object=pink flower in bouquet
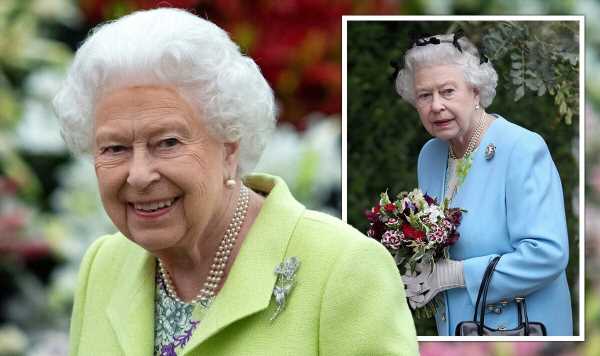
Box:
[428,226,447,243]
[381,230,403,250]
[385,217,399,227]
[442,219,453,230]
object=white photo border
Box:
[341,15,585,342]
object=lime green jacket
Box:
[69,174,418,355]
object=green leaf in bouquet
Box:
[407,212,419,227]
[412,246,426,262]
[379,190,391,205]
[396,248,411,259]
[408,258,418,274]
[441,197,449,211]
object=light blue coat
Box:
[417,116,573,336]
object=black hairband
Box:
[389,59,402,83]
[390,29,488,82]
[409,29,464,52]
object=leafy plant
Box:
[481,21,579,124]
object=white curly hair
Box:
[395,33,498,108]
[53,8,276,176]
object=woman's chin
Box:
[124,228,181,252]
[432,130,458,142]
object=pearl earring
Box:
[225,178,236,189]
[475,103,480,110]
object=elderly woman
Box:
[395,32,572,336]
[53,8,417,356]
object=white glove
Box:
[402,259,464,309]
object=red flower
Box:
[367,221,385,241]
[384,203,396,213]
[402,224,425,241]
[364,209,379,223]
[445,231,460,246]
[447,209,463,226]
[424,193,437,205]
[373,204,381,213]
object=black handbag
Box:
[455,256,547,336]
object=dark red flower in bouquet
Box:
[402,224,425,241]
[447,209,463,226]
[384,203,396,213]
[424,193,437,205]
[367,220,386,241]
[446,231,460,246]
[365,208,379,223]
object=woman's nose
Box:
[431,93,445,112]
[126,148,160,190]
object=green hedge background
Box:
[346,21,579,335]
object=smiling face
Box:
[93,86,238,253]
[413,64,480,145]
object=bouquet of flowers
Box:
[365,188,464,318]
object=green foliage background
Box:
[346,21,579,335]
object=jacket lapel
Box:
[182,174,305,352]
[105,243,156,356]
[426,140,449,202]
[451,116,502,206]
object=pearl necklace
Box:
[449,110,488,160]
[158,184,250,308]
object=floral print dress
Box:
[154,272,200,356]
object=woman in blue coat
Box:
[395,32,572,336]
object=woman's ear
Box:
[473,87,481,106]
[223,141,240,176]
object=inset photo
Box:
[342,16,583,340]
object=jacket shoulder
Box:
[292,210,391,261]
[299,210,373,243]
[419,138,445,161]
[492,116,546,146]
[79,232,141,278]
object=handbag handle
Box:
[515,297,530,336]
[472,256,501,335]
[472,257,533,336]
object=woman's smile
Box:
[128,196,181,220]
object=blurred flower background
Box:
[0,0,596,355]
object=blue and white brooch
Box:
[485,143,496,161]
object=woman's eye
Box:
[102,145,127,155]
[442,88,455,96]
[158,138,180,148]
[418,93,431,100]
